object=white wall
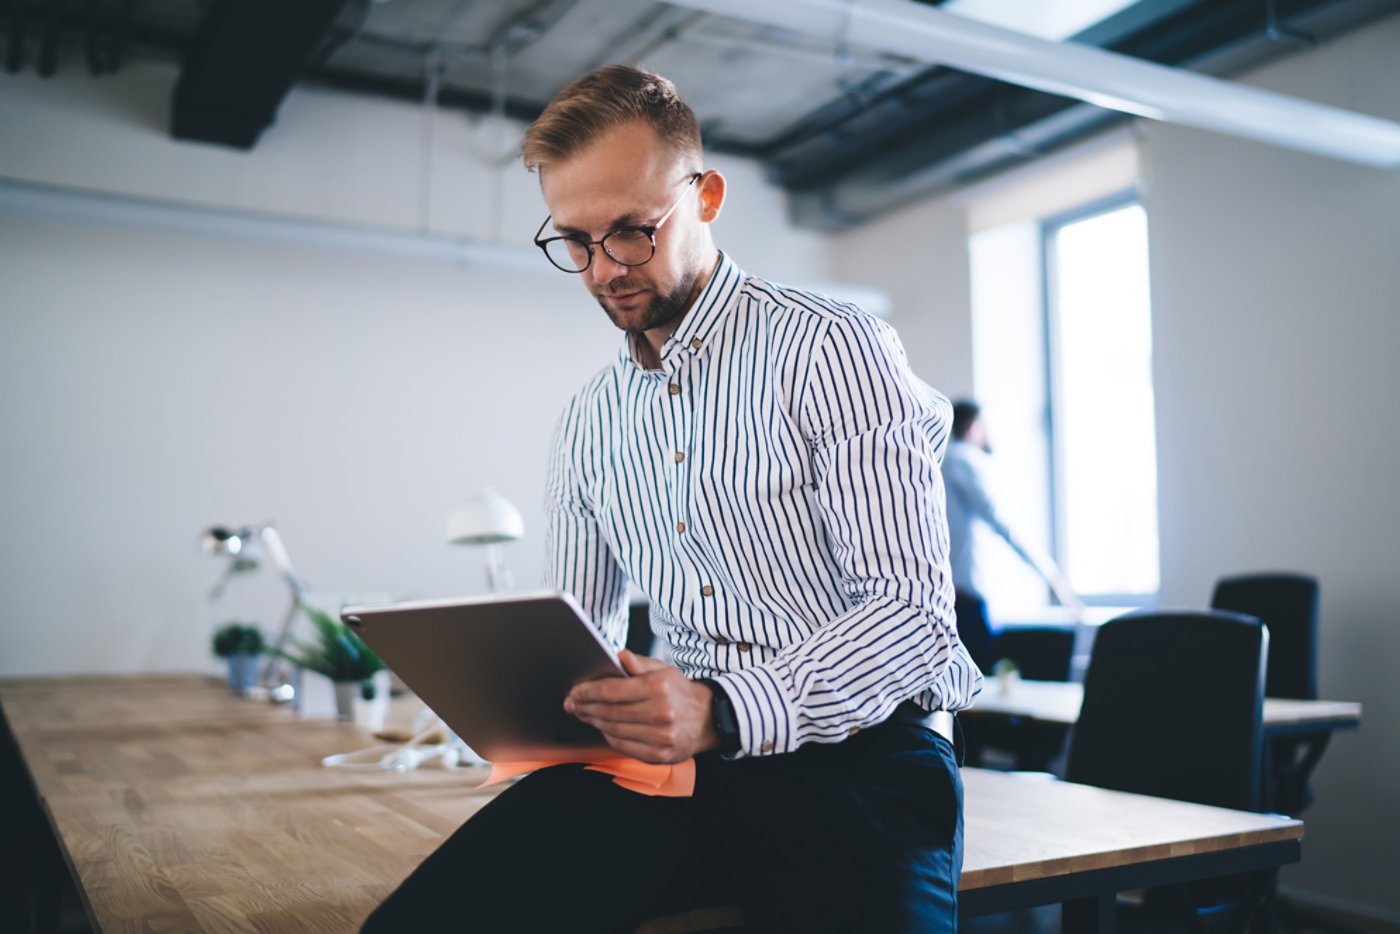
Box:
[831,195,975,398]
[836,12,1400,921]
[1140,13,1400,919]
[0,61,832,677]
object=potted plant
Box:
[277,602,387,724]
[212,623,266,695]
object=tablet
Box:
[340,591,626,762]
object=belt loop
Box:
[952,713,967,768]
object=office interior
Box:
[1,0,1397,930]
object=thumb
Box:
[618,648,667,675]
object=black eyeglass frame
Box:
[533,172,704,274]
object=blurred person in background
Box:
[945,399,1083,673]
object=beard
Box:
[593,265,701,336]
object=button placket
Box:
[668,363,695,549]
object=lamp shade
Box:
[446,488,525,545]
[201,525,250,556]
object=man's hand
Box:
[564,650,720,764]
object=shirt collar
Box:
[616,251,744,374]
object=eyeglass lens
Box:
[546,229,654,273]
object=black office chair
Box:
[1066,611,1269,933]
[992,627,1075,682]
[1211,572,1326,815]
[962,627,1076,771]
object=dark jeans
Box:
[362,719,963,934]
[955,591,997,675]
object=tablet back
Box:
[341,591,624,762]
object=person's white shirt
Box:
[942,438,1082,611]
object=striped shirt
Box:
[544,252,983,758]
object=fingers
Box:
[567,696,667,725]
[569,675,653,706]
[600,735,687,765]
[618,649,668,675]
[575,718,672,745]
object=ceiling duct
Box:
[666,0,1400,170]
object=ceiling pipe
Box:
[664,0,1400,169]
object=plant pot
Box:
[332,681,359,722]
[332,671,391,730]
[225,653,260,695]
[356,670,392,732]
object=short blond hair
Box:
[521,65,702,173]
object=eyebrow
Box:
[553,212,649,238]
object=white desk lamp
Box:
[446,488,524,592]
[201,522,308,702]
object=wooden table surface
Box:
[966,677,1363,731]
[2,675,1304,932]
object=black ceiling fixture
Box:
[171,0,353,149]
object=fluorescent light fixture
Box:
[942,0,1138,42]
[668,0,1400,169]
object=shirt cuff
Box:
[710,666,797,758]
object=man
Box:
[944,400,1081,673]
[364,65,981,934]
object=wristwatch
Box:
[699,678,742,755]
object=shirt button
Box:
[737,642,751,653]
[701,585,714,597]
[674,451,685,463]
[690,338,704,351]
[676,521,687,534]
[715,636,729,646]
[760,741,774,754]
[848,726,861,736]
[668,383,681,396]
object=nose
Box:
[588,251,630,288]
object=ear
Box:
[697,170,726,223]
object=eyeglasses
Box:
[533,173,703,274]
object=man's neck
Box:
[634,250,721,370]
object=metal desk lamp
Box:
[445,488,524,592]
[201,522,308,702]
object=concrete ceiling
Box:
[2,0,1395,228]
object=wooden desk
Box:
[2,676,1304,933]
[966,677,1363,736]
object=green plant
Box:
[212,623,266,658]
[277,602,384,692]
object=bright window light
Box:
[942,0,1138,41]
[1049,202,1159,597]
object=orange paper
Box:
[480,757,696,797]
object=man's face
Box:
[539,121,707,335]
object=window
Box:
[967,196,1159,609]
[1047,200,1160,599]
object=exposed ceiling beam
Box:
[665,0,1400,169]
[172,0,352,149]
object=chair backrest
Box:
[1066,611,1267,812]
[1210,572,1319,700]
[992,627,1075,681]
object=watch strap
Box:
[699,678,742,755]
